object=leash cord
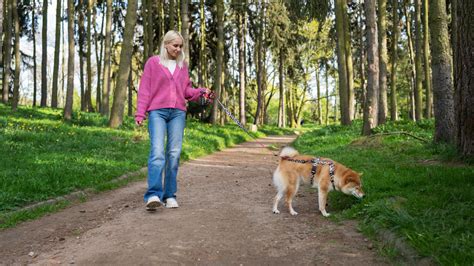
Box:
[215,98,278,156]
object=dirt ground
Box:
[0,135,388,265]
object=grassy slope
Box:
[292,120,473,265]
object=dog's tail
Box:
[279,146,299,158]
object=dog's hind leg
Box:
[285,182,299,216]
[273,191,283,214]
[272,168,285,214]
[318,187,330,217]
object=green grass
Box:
[0,104,289,228]
[292,120,474,265]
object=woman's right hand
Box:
[203,89,215,103]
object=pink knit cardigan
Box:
[135,56,204,122]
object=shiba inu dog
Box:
[272,147,364,217]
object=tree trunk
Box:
[198,0,206,87]
[11,0,19,110]
[2,0,12,104]
[278,49,285,127]
[325,63,329,125]
[414,0,423,121]
[404,1,416,120]
[41,0,48,107]
[78,0,86,111]
[334,75,338,122]
[211,0,224,125]
[169,0,175,30]
[0,0,3,82]
[219,67,226,125]
[94,5,105,111]
[86,0,94,112]
[342,1,355,122]
[453,0,474,157]
[128,66,133,116]
[335,0,349,125]
[429,0,454,143]
[64,0,75,120]
[101,0,112,116]
[142,0,149,63]
[286,84,295,127]
[358,5,366,118]
[157,0,164,42]
[253,1,263,126]
[296,69,309,127]
[33,0,38,106]
[362,0,379,135]
[109,0,138,128]
[51,0,62,108]
[378,0,388,124]
[61,11,66,107]
[146,0,154,57]
[238,0,247,126]
[0,0,4,101]
[423,0,432,118]
[180,0,189,62]
[316,67,322,125]
[259,11,267,125]
[390,0,399,121]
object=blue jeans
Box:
[144,108,186,202]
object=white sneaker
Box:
[146,196,162,211]
[165,198,179,208]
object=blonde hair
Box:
[159,30,186,69]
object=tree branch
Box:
[368,131,429,143]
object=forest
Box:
[1,0,473,157]
[1,0,474,264]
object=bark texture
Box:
[429,0,454,143]
[453,1,474,156]
[363,0,379,135]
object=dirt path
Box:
[0,136,388,265]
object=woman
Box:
[135,30,211,211]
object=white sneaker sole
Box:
[146,200,162,211]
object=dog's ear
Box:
[358,172,364,176]
[344,175,356,184]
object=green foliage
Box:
[293,119,474,265]
[0,105,149,214]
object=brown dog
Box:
[272,146,364,217]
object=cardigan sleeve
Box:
[135,57,155,120]
[182,64,205,102]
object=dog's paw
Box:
[273,209,280,214]
[321,211,331,217]
[290,210,298,216]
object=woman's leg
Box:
[144,109,168,202]
[163,109,186,200]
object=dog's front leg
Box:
[318,188,330,217]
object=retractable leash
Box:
[201,92,278,156]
